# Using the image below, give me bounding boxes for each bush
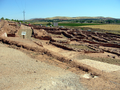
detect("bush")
[47,22,52,25]
[1,17,4,20]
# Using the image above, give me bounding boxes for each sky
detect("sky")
[0,0,120,20]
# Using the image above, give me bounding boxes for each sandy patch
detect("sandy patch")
[77,59,120,72]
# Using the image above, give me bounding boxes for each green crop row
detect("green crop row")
[58,23,103,26]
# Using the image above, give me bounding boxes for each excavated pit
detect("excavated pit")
[0,36,103,78]
[0,22,120,77]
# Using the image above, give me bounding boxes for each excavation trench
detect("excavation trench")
[0,37,102,78]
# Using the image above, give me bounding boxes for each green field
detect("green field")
[58,23,103,26]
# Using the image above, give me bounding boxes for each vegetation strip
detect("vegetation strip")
[58,23,103,26]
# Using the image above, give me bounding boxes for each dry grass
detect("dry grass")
[76,54,120,66]
[79,24,120,31]
[66,44,94,51]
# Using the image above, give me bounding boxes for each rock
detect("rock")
[94,76,98,78]
[82,74,91,79]
[107,55,110,57]
[1,32,7,37]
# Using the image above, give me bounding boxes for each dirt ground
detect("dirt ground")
[0,43,87,90]
[77,59,120,72]
[34,38,120,90]
[0,24,120,90]
[0,38,120,90]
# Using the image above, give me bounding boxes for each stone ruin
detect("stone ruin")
[29,24,120,56]
[1,21,118,56]
[1,20,119,56]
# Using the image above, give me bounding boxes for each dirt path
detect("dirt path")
[0,43,87,90]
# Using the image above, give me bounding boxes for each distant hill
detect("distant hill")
[27,16,120,24]
[30,16,116,20]
[46,16,115,20]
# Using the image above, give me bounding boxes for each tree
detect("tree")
[11,19,14,21]
[75,20,79,23]
[87,20,93,23]
[5,18,10,21]
[79,20,85,23]
[106,20,114,24]
[47,22,52,25]
[1,17,4,20]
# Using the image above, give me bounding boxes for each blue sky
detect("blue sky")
[0,0,120,20]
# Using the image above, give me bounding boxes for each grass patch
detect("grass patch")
[58,23,103,27]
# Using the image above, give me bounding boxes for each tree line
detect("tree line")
[0,17,26,23]
[74,19,120,24]
[1,17,120,24]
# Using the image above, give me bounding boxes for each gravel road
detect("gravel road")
[0,43,87,90]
